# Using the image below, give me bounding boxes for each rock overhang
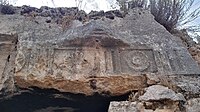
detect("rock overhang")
[0,7,199,96]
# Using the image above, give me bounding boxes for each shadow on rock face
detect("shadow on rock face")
[0,87,129,112]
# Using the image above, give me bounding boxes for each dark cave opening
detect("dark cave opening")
[0,87,130,112]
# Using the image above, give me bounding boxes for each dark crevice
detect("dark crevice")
[0,87,130,112]
[7,55,10,62]
[89,79,97,90]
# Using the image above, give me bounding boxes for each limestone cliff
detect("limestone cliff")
[0,5,199,112]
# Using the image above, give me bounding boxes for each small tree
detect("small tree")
[127,0,148,9]
[0,0,18,5]
[0,0,9,5]
[116,0,148,12]
[117,0,200,33]
[117,0,128,13]
[149,0,200,32]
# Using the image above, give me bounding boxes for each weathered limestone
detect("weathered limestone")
[0,5,200,112]
[185,98,200,112]
[0,8,199,97]
[139,85,186,101]
[0,34,17,94]
[108,100,180,112]
[108,101,139,112]
[170,75,200,95]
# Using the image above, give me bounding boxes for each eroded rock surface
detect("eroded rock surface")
[185,98,200,112]
[108,100,180,112]
[139,85,185,101]
[0,7,199,96]
[0,34,17,95]
[0,6,199,112]
[108,101,139,112]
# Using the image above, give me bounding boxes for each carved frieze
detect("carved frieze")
[15,46,158,78]
[52,47,157,78]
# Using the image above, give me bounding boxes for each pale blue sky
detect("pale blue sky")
[189,0,200,25]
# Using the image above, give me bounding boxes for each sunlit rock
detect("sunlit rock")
[0,8,199,97]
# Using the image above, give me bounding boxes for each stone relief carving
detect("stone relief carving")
[119,49,157,73]
[28,49,49,77]
[14,46,157,77]
[124,51,150,71]
[53,48,101,78]
[15,51,26,72]
[52,47,157,77]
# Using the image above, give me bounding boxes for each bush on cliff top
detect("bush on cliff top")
[117,0,200,39]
